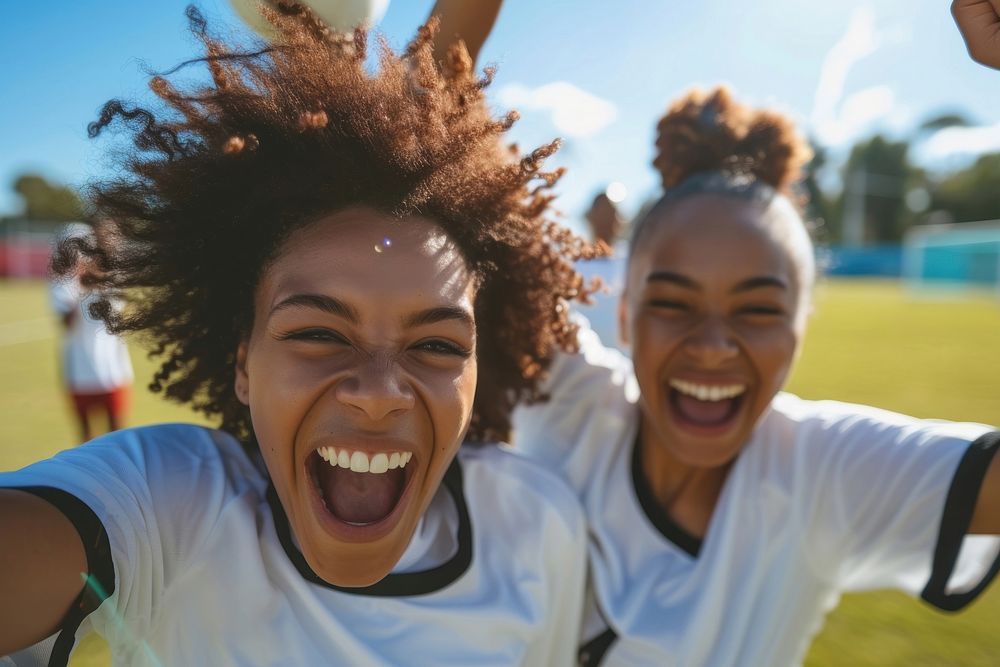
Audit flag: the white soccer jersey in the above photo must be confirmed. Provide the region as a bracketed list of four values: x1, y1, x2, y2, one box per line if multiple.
[49, 277, 133, 393]
[513, 324, 1000, 667]
[0, 424, 586, 667]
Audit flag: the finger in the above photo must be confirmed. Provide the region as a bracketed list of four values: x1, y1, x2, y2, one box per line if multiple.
[952, 0, 1000, 28]
[952, 0, 1000, 66]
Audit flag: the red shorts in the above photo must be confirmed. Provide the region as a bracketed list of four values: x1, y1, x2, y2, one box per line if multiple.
[71, 386, 130, 421]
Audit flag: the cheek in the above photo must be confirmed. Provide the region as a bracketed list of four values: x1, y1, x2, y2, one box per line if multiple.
[245, 345, 343, 457]
[741, 325, 799, 388]
[412, 360, 478, 447]
[631, 312, 687, 357]
[452, 363, 479, 424]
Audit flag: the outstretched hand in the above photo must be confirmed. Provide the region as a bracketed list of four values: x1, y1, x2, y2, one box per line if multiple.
[953, 0, 1000, 69]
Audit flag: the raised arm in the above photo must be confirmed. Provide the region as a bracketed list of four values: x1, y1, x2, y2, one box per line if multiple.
[0, 489, 87, 654]
[427, 0, 504, 66]
[953, 0, 1000, 69]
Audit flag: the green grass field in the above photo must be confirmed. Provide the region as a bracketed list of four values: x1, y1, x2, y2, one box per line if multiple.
[2, 278, 999, 666]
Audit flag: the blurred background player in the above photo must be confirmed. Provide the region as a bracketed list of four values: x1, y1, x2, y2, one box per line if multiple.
[49, 221, 132, 441]
[575, 187, 629, 350]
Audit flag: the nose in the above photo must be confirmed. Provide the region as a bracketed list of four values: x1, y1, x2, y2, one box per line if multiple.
[682, 316, 739, 367]
[334, 352, 415, 421]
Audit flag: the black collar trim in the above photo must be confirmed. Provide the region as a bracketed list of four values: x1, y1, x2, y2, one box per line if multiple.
[266, 458, 473, 597]
[630, 433, 703, 558]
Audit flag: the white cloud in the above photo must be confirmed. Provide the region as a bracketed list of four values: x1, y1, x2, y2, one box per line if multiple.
[918, 123, 1000, 162]
[821, 85, 915, 146]
[809, 7, 917, 150]
[811, 5, 880, 144]
[497, 82, 617, 138]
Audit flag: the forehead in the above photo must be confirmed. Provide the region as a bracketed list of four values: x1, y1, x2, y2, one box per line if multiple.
[633, 195, 795, 284]
[262, 207, 474, 310]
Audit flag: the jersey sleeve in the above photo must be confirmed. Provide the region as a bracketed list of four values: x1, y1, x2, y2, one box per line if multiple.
[787, 400, 1000, 610]
[0, 425, 258, 654]
[511, 313, 635, 468]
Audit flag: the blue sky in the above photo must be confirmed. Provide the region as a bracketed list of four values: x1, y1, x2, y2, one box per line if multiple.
[2, 0, 999, 233]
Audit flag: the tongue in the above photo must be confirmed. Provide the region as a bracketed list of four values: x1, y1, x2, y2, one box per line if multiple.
[674, 392, 736, 425]
[318, 463, 405, 525]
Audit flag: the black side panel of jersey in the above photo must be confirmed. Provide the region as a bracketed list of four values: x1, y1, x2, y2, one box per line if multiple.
[7, 486, 115, 667]
[921, 431, 1000, 611]
[578, 628, 618, 667]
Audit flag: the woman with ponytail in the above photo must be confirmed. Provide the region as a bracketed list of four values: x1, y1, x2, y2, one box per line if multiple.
[514, 86, 1000, 666]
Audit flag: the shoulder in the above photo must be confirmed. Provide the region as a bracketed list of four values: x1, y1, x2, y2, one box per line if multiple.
[63, 423, 264, 500]
[762, 392, 990, 441]
[751, 392, 993, 477]
[458, 444, 586, 540]
[89, 422, 250, 463]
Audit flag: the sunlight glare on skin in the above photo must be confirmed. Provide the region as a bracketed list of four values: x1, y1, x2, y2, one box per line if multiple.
[80, 572, 164, 667]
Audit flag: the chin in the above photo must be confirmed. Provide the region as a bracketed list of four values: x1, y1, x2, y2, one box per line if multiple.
[301, 531, 409, 588]
[668, 436, 745, 469]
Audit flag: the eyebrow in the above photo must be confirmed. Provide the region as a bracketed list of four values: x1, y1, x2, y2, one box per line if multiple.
[403, 306, 475, 330]
[269, 294, 474, 330]
[647, 271, 787, 293]
[269, 294, 360, 323]
[647, 271, 699, 289]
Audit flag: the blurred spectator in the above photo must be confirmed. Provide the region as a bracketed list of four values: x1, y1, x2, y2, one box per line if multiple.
[575, 190, 628, 352]
[49, 222, 133, 440]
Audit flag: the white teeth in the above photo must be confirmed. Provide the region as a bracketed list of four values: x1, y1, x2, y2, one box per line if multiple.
[316, 447, 413, 474]
[370, 453, 389, 474]
[669, 379, 747, 402]
[350, 451, 369, 473]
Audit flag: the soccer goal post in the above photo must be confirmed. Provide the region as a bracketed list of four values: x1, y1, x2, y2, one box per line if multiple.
[902, 220, 1000, 298]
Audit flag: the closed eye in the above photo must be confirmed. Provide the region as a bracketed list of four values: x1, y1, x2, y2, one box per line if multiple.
[649, 299, 690, 311]
[739, 306, 785, 316]
[277, 327, 350, 344]
[414, 339, 472, 357]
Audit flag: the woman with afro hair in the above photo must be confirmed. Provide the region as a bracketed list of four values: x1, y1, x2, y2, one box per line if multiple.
[0, 4, 599, 665]
[513, 66, 1000, 667]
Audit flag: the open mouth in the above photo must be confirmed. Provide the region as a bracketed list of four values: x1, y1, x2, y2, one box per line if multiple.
[309, 446, 416, 528]
[667, 379, 747, 433]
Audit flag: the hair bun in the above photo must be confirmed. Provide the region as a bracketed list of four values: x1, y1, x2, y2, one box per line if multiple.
[653, 86, 812, 194]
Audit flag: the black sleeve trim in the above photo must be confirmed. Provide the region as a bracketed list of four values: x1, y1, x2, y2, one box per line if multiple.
[921, 431, 1000, 612]
[578, 628, 617, 667]
[7, 486, 115, 667]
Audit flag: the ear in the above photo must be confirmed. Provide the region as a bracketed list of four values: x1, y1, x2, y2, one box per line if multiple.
[617, 294, 630, 347]
[234, 339, 250, 406]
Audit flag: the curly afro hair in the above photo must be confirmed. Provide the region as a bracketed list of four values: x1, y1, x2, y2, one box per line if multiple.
[653, 86, 813, 196]
[54, 3, 602, 446]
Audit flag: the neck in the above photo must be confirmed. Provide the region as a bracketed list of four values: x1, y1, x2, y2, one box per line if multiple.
[638, 423, 731, 540]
